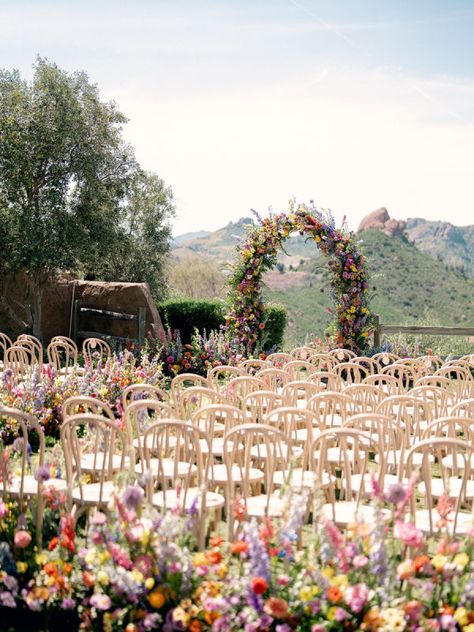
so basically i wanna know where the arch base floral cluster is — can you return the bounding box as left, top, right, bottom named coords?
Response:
left=225, top=203, right=372, bottom=353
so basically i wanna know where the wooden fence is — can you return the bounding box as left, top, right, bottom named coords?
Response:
left=72, top=300, right=147, bottom=345
left=373, top=314, right=474, bottom=348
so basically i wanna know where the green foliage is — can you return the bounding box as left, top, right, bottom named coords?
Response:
left=160, top=298, right=287, bottom=350
left=87, top=170, right=175, bottom=299
left=0, top=58, right=174, bottom=335
left=159, top=299, right=225, bottom=344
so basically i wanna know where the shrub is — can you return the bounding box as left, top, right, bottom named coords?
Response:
left=159, top=298, right=287, bottom=351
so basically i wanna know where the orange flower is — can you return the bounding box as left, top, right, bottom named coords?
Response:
left=203, top=611, right=220, bottom=625
left=231, top=541, right=248, bottom=555
left=62, top=562, right=72, bottom=575
left=251, top=577, right=268, bottom=595
left=83, top=571, right=95, bottom=587
left=209, top=536, right=223, bottom=548
left=48, top=537, right=59, bottom=551
left=327, top=586, right=343, bottom=603
left=206, top=550, right=222, bottom=565
left=413, top=555, right=430, bottom=573
left=44, top=562, right=57, bottom=576
left=189, top=621, right=202, bottom=632
left=148, top=590, right=165, bottom=609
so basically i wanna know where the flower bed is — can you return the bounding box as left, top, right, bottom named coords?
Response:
left=1, top=478, right=474, bottom=631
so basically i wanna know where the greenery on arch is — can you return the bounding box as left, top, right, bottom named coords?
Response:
left=225, top=202, right=373, bottom=352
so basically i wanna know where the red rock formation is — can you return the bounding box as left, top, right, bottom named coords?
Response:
left=358, top=208, right=406, bottom=237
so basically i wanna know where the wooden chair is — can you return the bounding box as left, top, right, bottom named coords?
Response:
left=308, top=353, right=336, bottom=372
left=283, top=359, right=314, bottom=381
left=82, top=337, right=111, bottom=365
left=255, top=367, right=290, bottom=390
left=307, top=370, right=344, bottom=392
left=334, top=361, right=369, bottom=385
left=208, top=365, right=245, bottom=390
left=343, top=383, right=384, bottom=413
left=170, top=373, right=209, bottom=411
left=266, top=352, right=292, bottom=367
left=17, top=334, right=43, bottom=368
left=351, top=356, right=379, bottom=375
left=62, top=395, right=116, bottom=422
left=372, top=352, right=400, bottom=369
left=50, top=336, right=79, bottom=354
left=4, top=345, right=32, bottom=381
left=380, top=363, right=416, bottom=389
left=281, top=380, right=325, bottom=408
left=225, top=375, right=266, bottom=406
left=0, top=332, right=12, bottom=368
left=242, top=390, right=284, bottom=422
left=311, top=428, right=383, bottom=526
left=307, top=391, right=355, bottom=430
left=403, top=438, right=474, bottom=536
left=291, top=346, right=318, bottom=360
left=452, top=399, right=474, bottom=418
left=178, top=386, right=227, bottom=420
left=410, top=385, right=454, bottom=419
left=47, top=339, right=78, bottom=376
left=121, top=383, right=170, bottom=411
left=363, top=373, right=404, bottom=396
left=0, top=406, right=66, bottom=546
left=61, top=414, right=129, bottom=519
left=223, top=424, right=288, bottom=539
left=240, top=358, right=271, bottom=374
left=143, top=420, right=224, bottom=549
left=328, top=348, right=357, bottom=362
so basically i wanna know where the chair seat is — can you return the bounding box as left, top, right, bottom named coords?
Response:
left=7, top=475, right=67, bottom=496
left=71, top=481, right=116, bottom=506
left=199, top=438, right=238, bottom=456
left=413, top=509, right=473, bottom=535
left=375, top=450, right=433, bottom=467
left=195, top=421, right=225, bottom=435
left=350, top=473, right=401, bottom=494
left=250, top=444, right=302, bottom=460
left=273, top=468, right=333, bottom=489
left=133, top=435, right=184, bottom=450
left=152, top=488, right=225, bottom=511
left=209, top=464, right=264, bottom=485
left=322, top=501, right=378, bottom=526
left=80, top=452, right=129, bottom=473
left=245, top=494, right=285, bottom=518
left=136, top=457, right=197, bottom=478
left=442, top=454, right=474, bottom=469
left=419, top=477, right=474, bottom=499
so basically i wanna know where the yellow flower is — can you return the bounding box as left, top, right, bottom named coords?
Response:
left=454, top=553, right=469, bottom=568
left=322, top=566, right=334, bottom=578
left=299, top=585, right=319, bottom=602
left=97, top=571, right=109, bottom=586
left=16, top=562, right=28, bottom=573
left=131, top=570, right=144, bottom=584
left=145, top=577, right=155, bottom=590
left=462, top=624, right=474, bottom=632
left=216, top=563, right=228, bottom=578
left=454, top=608, right=469, bottom=626
left=431, top=554, right=447, bottom=572
left=85, top=550, right=96, bottom=565
left=331, top=574, right=348, bottom=590
left=327, top=606, right=338, bottom=621
left=36, top=553, right=47, bottom=565
left=172, top=606, right=190, bottom=626
left=193, top=553, right=207, bottom=567
left=98, top=551, right=110, bottom=563
left=141, top=530, right=150, bottom=547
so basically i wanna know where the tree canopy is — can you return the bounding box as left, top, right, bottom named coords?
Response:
left=0, top=58, right=175, bottom=336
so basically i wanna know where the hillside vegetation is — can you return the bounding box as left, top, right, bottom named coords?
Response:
left=172, top=220, right=474, bottom=349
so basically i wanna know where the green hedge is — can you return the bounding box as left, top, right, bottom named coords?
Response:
left=159, top=298, right=287, bottom=351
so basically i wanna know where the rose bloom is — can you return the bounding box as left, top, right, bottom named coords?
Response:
left=14, top=530, right=32, bottom=548
left=251, top=577, right=268, bottom=595
left=264, top=597, right=288, bottom=619
left=394, top=520, right=423, bottom=549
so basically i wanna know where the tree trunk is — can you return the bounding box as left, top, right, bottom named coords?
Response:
left=24, top=271, right=49, bottom=341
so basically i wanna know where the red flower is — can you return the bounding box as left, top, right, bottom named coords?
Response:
left=231, top=541, right=248, bottom=555
left=48, top=536, right=59, bottom=551
left=251, top=577, right=268, bottom=595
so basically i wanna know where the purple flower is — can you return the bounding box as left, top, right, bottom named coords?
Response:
left=60, top=597, right=76, bottom=610
left=122, top=485, right=144, bottom=510
left=34, top=465, right=50, bottom=483
left=385, top=482, right=407, bottom=505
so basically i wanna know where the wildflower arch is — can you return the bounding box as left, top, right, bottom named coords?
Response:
left=225, top=203, right=372, bottom=352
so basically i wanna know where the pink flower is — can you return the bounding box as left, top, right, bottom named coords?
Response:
left=14, top=530, right=32, bottom=548
left=0, top=501, right=7, bottom=519
left=92, top=511, right=106, bottom=525
left=345, top=584, right=370, bottom=613
left=394, top=521, right=424, bottom=549
left=353, top=555, right=369, bottom=568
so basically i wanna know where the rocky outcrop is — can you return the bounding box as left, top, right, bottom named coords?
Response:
left=358, top=208, right=406, bottom=237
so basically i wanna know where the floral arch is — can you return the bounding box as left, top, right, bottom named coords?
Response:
left=225, top=202, right=372, bottom=353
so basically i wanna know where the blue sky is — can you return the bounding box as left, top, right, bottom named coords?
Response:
left=1, top=0, right=473, bottom=234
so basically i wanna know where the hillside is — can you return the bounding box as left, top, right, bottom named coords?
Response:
left=405, top=217, right=474, bottom=277
left=171, top=218, right=474, bottom=349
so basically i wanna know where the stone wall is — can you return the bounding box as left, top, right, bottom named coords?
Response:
left=0, top=273, right=164, bottom=343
